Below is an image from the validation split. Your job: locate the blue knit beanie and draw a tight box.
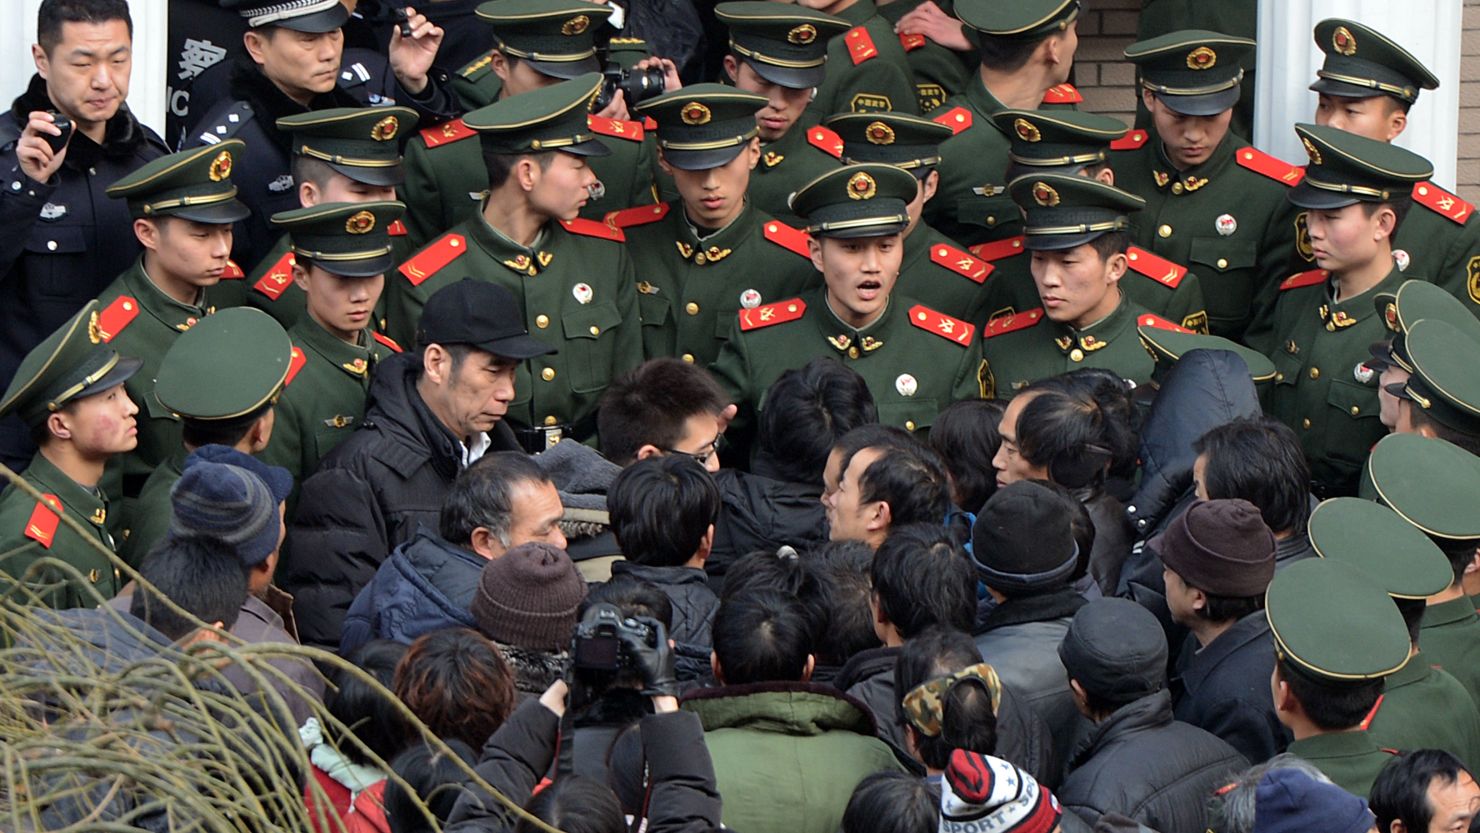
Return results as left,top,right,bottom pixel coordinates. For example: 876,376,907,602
168,446,291,567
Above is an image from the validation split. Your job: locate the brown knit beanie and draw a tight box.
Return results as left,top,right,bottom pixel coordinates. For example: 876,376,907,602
471,542,588,652
1154,498,1276,598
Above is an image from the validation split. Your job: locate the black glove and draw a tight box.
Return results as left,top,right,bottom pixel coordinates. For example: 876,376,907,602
619,616,678,699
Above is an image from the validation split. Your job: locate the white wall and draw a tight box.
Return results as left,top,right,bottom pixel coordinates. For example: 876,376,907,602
1256,0,1462,187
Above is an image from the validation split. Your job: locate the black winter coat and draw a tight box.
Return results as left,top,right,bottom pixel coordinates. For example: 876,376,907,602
1171,612,1290,765
707,468,827,586
609,560,719,681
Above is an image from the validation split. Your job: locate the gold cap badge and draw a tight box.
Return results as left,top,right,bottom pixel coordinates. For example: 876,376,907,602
345,210,376,234
562,14,590,35
208,150,233,182
681,102,712,126
847,171,877,200
1333,26,1357,56
865,121,895,145
1031,181,1060,207
1301,136,1322,166
787,24,817,45
1186,46,1217,70
371,115,399,141
1013,118,1041,143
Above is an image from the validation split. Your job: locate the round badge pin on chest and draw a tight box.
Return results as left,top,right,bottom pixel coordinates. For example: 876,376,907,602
1354,362,1375,384
1215,214,1237,236
739,288,762,309
1393,250,1410,272
895,373,918,397
573,283,594,304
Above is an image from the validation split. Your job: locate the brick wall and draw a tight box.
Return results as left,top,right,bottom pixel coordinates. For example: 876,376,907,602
1460,1,1480,201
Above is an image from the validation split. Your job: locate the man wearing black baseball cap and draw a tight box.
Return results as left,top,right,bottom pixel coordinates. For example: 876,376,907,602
280,278,553,650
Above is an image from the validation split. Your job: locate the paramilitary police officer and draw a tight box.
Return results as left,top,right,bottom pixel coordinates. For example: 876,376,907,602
873,0,972,113
713,3,848,226
122,307,292,567
805,0,919,119
1364,279,1480,431
399,0,662,246
1268,558,1411,798
0,301,142,608
710,163,983,437
1114,30,1301,338
390,75,641,450
1307,497,1480,771
94,141,253,516
922,0,1084,247
610,85,818,366
978,173,1188,398
240,106,417,329
1250,124,1431,498
261,201,407,484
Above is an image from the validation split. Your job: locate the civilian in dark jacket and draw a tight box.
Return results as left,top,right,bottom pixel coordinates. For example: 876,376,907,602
281,280,551,650
1058,599,1247,831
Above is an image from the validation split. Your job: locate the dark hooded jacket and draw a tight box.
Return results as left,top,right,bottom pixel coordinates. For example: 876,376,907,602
609,560,719,682
707,468,828,585
338,528,484,655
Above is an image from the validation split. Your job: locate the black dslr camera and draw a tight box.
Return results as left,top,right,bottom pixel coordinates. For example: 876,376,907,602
591,64,666,113
571,602,656,672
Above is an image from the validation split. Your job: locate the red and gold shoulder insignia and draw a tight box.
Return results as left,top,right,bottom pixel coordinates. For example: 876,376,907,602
642,116,658,131
284,346,307,386
587,115,645,142
984,308,1044,339
24,494,61,549
253,251,296,301
739,297,806,332
222,260,244,279
1041,83,1082,105
1125,246,1187,288
968,236,1026,262
398,234,467,287
606,202,671,229
387,219,408,237
762,220,813,258
808,125,844,158
1236,147,1305,187
1280,268,1329,291
844,26,879,65
560,217,626,242
909,304,975,345
95,296,139,343
1412,182,1474,225
1110,130,1148,151
929,243,994,284
932,106,972,135
899,32,926,51
372,331,403,353
1137,312,1192,333
419,118,477,149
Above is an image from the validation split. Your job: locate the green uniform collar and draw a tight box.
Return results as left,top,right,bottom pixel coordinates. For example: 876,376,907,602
963,75,1011,124
1423,595,1478,628
831,0,878,27
290,315,378,382
1151,132,1236,192
1288,728,1385,760
814,286,896,360
124,258,213,333
676,199,760,264
25,452,111,536
1056,293,1135,356
1321,266,1404,331
469,206,555,277
1381,652,1428,691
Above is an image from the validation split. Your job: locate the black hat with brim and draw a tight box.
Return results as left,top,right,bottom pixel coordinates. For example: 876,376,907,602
1287,123,1432,211
225,0,348,33
418,279,556,360
715,2,849,90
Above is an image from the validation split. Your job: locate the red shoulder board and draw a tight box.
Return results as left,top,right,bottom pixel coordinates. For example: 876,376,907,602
1137,313,1192,333
387,219,408,237
253,251,296,301
371,331,402,353
1412,182,1474,225
23,494,61,549
560,217,626,242
1041,83,1082,105
95,295,139,343
1236,147,1305,187
899,32,926,51
844,27,879,65
1280,269,1329,291
763,220,813,259
909,304,975,346
419,118,477,149
606,202,671,229
968,236,1026,262
399,234,468,287
284,346,307,387
983,308,1044,339
642,116,658,131
933,106,972,136
739,297,806,332
929,243,994,285
587,115,644,142
1110,130,1148,151
222,259,244,279
808,126,844,159
1125,246,1187,288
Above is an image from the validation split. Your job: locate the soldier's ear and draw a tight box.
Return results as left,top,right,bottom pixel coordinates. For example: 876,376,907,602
722,54,740,85
45,410,71,442
291,262,310,291
744,137,761,171
1105,250,1129,283
807,236,825,274
656,148,674,177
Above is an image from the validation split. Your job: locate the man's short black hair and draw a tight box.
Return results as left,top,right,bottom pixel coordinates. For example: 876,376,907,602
131,537,248,642
439,451,550,547
894,627,997,770
181,402,274,450
1434,537,1480,590
1194,418,1312,536
1015,379,1133,490
38,0,131,55
1406,405,1480,458
1085,230,1131,262
929,399,1005,514
1277,658,1385,732
973,30,1048,73
832,424,919,484
805,542,881,667
872,523,976,637
598,358,728,466
757,359,878,487
582,573,675,630
1359,197,1413,238
482,146,557,191
290,156,340,193
858,445,951,528
1194,591,1263,624
1371,749,1472,833
843,772,941,833
608,455,720,568
712,589,812,684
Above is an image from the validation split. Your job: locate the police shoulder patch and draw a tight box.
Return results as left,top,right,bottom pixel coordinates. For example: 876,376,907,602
284,346,307,387
419,118,477,148
398,234,467,286
762,220,813,258
1110,130,1148,151
968,236,1026,262
808,125,844,158
587,115,645,142
196,102,254,146
844,26,879,65
1041,83,1083,105
1235,147,1305,187
739,297,806,331
1411,182,1474,225
909,304,975,346
1136,312,1192,333
929,243,994,284
1124,246,1186,288
606,202,671,229
560,217,626,242
1280,268,1329,291
95,296,140,343
983,308,1044,339
222,260,244,279
458,51,495,80
372,331,403,353
253,251,296,301
932,106,972,136
24,494,61,549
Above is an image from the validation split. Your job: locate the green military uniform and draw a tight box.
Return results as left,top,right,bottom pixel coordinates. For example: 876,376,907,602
808,0,919,118
0,301,142,608
389,76,642,449
1133,0,1256,141
710,164,983,435
1253,124,1433,497
1268,558,1412,798
875,0,971,113
121,308,293,566
239,106,418,331
1115,32,1301,338
1307,498,1480,771
613,86,819,365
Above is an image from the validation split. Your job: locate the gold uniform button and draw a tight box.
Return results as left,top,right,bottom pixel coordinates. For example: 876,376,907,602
1350,405,1361,416
985,216,997,227
1157,224,1173,238
1275,372,1285,382
1069,348,1085,362
681,353,695,363
1302,418,1312,430
848,346,860,359
535,314,550,329
541,367,556,381
1216,258,1229,269
685,302,700,315
88,569,100,582
905,420,916,431
544,415,558,426
588,325,600,336
1309,367,1320,380
1171,182,1184,195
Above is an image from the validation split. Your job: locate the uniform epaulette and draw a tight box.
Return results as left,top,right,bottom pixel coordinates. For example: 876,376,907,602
222,260,244,279
739,297,805,331
762,220,812,258
1125,246,1187,289
909,304,975,345
95,296,139,343
1411,182,1474,225
642,116,658,131
983,308,1043,338
1041,83,1082,105
929,243,994,284
459,51,495,80
844,26,879,65
808,126,844,159
23,494,61,549
387,219,408,237
968,236,1026,262
560,217,626,242
399,234,467,286
932,106,972,136
419,118,477,149
337,60,375,90
606,202,670,229
1136,312,1192,333
1280,269,1329,291
284,346,307,386
372,331,403,353
1110,130,1148,151
197,101,254,146
1236,147,1305,187
899,32,926,51
588,115,645,142
253,251,296,301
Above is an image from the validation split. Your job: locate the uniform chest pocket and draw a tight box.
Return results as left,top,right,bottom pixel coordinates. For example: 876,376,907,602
24,225,89,300
955,192,1018,235
1188,237,1257,275
1272,350,1302,387
561,301,625,393
876,398,939,435
312,420,356,462
637,292,670,328
1326,378,1379,421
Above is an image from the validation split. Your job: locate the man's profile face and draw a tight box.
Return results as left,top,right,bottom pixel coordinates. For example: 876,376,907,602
1421,769,1480,833
35,19,133,128
825,446,884,543
505,479,568,553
